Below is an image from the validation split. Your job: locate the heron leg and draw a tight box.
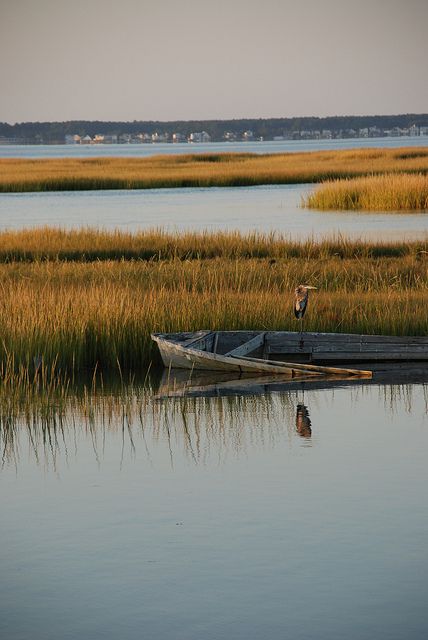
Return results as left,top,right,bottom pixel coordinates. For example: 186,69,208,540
299,317,304,349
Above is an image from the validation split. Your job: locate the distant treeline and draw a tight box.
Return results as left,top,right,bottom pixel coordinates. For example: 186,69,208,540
1,114,428,144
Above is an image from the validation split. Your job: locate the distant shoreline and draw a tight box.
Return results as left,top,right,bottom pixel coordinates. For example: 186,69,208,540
1,113,428,146
1,135,428,148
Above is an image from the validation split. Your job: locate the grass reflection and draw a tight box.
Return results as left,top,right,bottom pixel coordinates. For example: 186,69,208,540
1,373,427,472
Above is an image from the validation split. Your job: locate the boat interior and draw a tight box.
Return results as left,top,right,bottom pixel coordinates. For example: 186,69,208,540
157,330,428,365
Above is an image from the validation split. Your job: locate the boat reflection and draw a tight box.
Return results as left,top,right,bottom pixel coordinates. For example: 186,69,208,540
156,364,428,399
155,369,359,399
0,369,427,472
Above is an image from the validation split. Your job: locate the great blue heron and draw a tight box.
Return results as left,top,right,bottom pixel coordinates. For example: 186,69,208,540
294,285,317,319
294,285,317,341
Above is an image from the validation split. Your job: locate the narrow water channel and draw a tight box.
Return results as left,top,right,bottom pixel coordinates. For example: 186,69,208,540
1,184,427,240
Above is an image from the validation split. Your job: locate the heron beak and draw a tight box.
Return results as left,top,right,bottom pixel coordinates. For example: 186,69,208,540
305,286,318,290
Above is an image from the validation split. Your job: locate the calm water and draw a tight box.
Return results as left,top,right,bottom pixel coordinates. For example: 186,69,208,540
1,137,427,240
1,184,428,240
1,136,428,638
1,379,428,639
1,136,427,158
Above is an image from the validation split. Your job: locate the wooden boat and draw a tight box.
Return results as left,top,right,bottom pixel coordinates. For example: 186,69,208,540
152,330,428,379
152,330,385,378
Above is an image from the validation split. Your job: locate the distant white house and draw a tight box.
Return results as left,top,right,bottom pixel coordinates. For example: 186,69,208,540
189,131,211,143
136,133,151,143
65,134,81,144
151,132,169,143
92,134,118,144
369,126,382,138
223,131,236,141
172,133,186,143
80,135,93,144
385,127,406,137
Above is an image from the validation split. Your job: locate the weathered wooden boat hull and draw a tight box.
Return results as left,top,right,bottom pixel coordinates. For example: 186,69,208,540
153,331,428,363
152,333,301,376
151,330,426,378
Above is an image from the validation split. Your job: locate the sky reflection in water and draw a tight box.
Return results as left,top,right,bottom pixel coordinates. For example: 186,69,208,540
1,379,428,640
1,184,428,242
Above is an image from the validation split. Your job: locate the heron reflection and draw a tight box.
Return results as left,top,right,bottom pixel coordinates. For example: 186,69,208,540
296,403,312,439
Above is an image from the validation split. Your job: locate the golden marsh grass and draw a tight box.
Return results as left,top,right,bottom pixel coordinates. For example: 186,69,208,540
0,227,427,261
1,147,428,192
305,173,428,211
0,228,426,376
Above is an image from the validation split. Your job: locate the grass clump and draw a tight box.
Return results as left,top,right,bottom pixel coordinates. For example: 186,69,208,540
305,173,428,211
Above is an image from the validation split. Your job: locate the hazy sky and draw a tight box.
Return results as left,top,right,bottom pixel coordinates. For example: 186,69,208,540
1,0,427,123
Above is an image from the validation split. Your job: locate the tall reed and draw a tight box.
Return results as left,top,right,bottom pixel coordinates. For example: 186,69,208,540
0,255,426,375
